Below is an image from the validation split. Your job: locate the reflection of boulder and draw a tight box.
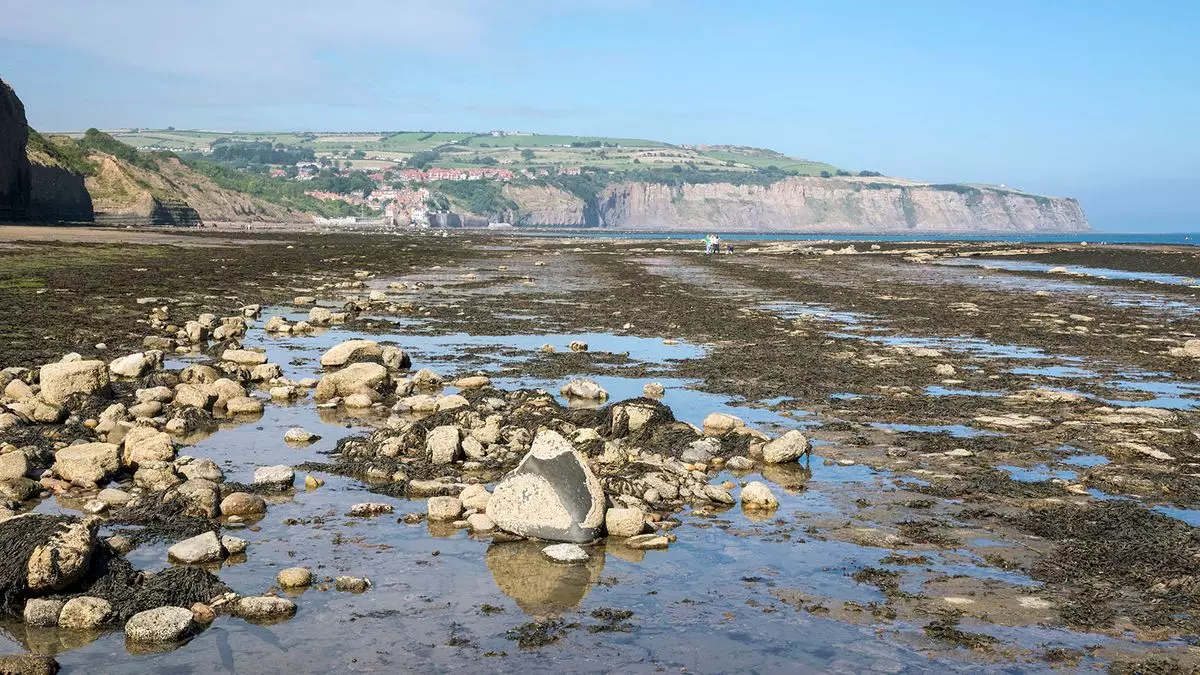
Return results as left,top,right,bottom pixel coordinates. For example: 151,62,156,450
760,462,812,493
485,541,604,617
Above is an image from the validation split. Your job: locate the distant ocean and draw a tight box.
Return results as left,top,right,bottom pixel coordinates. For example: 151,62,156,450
514,231,1198,246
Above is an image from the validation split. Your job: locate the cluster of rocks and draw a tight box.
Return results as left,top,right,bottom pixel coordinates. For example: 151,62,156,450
323,379,814,550
0,512,296,647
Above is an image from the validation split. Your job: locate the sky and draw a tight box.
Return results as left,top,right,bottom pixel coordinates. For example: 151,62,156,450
2,0,1197,230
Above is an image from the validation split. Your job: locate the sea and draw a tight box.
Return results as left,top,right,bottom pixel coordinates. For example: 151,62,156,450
514,230,1199,246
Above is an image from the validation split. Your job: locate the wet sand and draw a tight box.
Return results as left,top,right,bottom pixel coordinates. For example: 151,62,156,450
0,231,1198,673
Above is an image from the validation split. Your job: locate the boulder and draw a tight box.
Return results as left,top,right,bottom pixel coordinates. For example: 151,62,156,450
179,364,220,385
171,479,220,518
762,430,810,464
459,484,491,511
426,425,462,464
560,378,608,401
233,596,296,622
53,443,120,487
134,461,183,492
314,362,390,401
173,384,216,411
454,375,490,389
467,513,495,532
58,596,113,630
178,458,224,483
381,345,411,371
486,430,605,543
108,352,157,378
124,606,196,643
208,378,247,407
0,450,28,481
427,496,463,522
277,567,312,588
1168,339,1200,358
703,413,745,437
26,517,99,592
308,307,333,325
643,382,666,398
122,426,175,467
219,491,266,517
740,481,779,510
283,427,319,445
220,349,267,366
10,398,66,424
253,465,295,488
225,397,264,415
38,360,109,404
167,531,223,564
604,508,646,537
23,598,63,627
320,339,383,368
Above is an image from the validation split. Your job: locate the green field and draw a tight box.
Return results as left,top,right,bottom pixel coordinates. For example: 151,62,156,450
90,128,851,177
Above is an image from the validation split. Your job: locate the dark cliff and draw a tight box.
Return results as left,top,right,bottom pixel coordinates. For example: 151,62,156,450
0,78,32,222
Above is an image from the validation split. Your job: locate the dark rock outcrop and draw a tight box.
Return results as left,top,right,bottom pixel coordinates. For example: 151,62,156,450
0,78,32,222
28,163,93,223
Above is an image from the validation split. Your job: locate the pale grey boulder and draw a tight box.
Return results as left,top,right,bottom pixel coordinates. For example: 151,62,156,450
486,430,605,543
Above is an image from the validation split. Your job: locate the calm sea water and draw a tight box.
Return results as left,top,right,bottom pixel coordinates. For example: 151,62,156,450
514,230,1199,246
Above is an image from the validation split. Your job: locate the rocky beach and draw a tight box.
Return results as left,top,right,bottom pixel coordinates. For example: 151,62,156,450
0,228,1197,673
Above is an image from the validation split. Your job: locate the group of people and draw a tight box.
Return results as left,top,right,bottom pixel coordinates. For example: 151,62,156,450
703,234,734,255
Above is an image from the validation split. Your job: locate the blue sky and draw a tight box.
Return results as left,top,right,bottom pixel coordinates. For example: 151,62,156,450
2,0,1197,230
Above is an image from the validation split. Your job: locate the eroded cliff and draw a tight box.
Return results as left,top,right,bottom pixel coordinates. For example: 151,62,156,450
508,177,1089,232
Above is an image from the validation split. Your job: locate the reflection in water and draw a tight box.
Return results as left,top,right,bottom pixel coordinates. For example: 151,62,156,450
760,462,813,492
0,622,106,655
485,541,605,617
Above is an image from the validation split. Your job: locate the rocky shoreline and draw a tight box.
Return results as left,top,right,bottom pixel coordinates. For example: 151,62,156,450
0,230,1197,672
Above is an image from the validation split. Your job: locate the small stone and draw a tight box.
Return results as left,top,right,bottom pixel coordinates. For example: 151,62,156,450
349,502,394,517
221,535,248,555
726,456,754,471
335,576,371,593
642,382,666,398
277,567,312,589
283,428,319,445
542,543,589,563
625,534,670,550
191,603,215,624
304,475,324,489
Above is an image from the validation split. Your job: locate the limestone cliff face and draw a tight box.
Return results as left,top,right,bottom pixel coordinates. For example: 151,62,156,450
509,177,1089,232
0,78,32,222
503,185,588,226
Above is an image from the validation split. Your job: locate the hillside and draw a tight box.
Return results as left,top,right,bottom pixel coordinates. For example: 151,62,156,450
94,128,846,178
23,130,310,225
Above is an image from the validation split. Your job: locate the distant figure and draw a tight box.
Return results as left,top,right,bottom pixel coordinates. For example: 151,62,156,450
726,243,734,255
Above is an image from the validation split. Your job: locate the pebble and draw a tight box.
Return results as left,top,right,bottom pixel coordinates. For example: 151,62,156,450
349,502,394,517
625,534,670,550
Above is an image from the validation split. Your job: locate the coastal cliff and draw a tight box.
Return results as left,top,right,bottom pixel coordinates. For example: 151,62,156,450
0,78,32,222
505,177,1089,232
